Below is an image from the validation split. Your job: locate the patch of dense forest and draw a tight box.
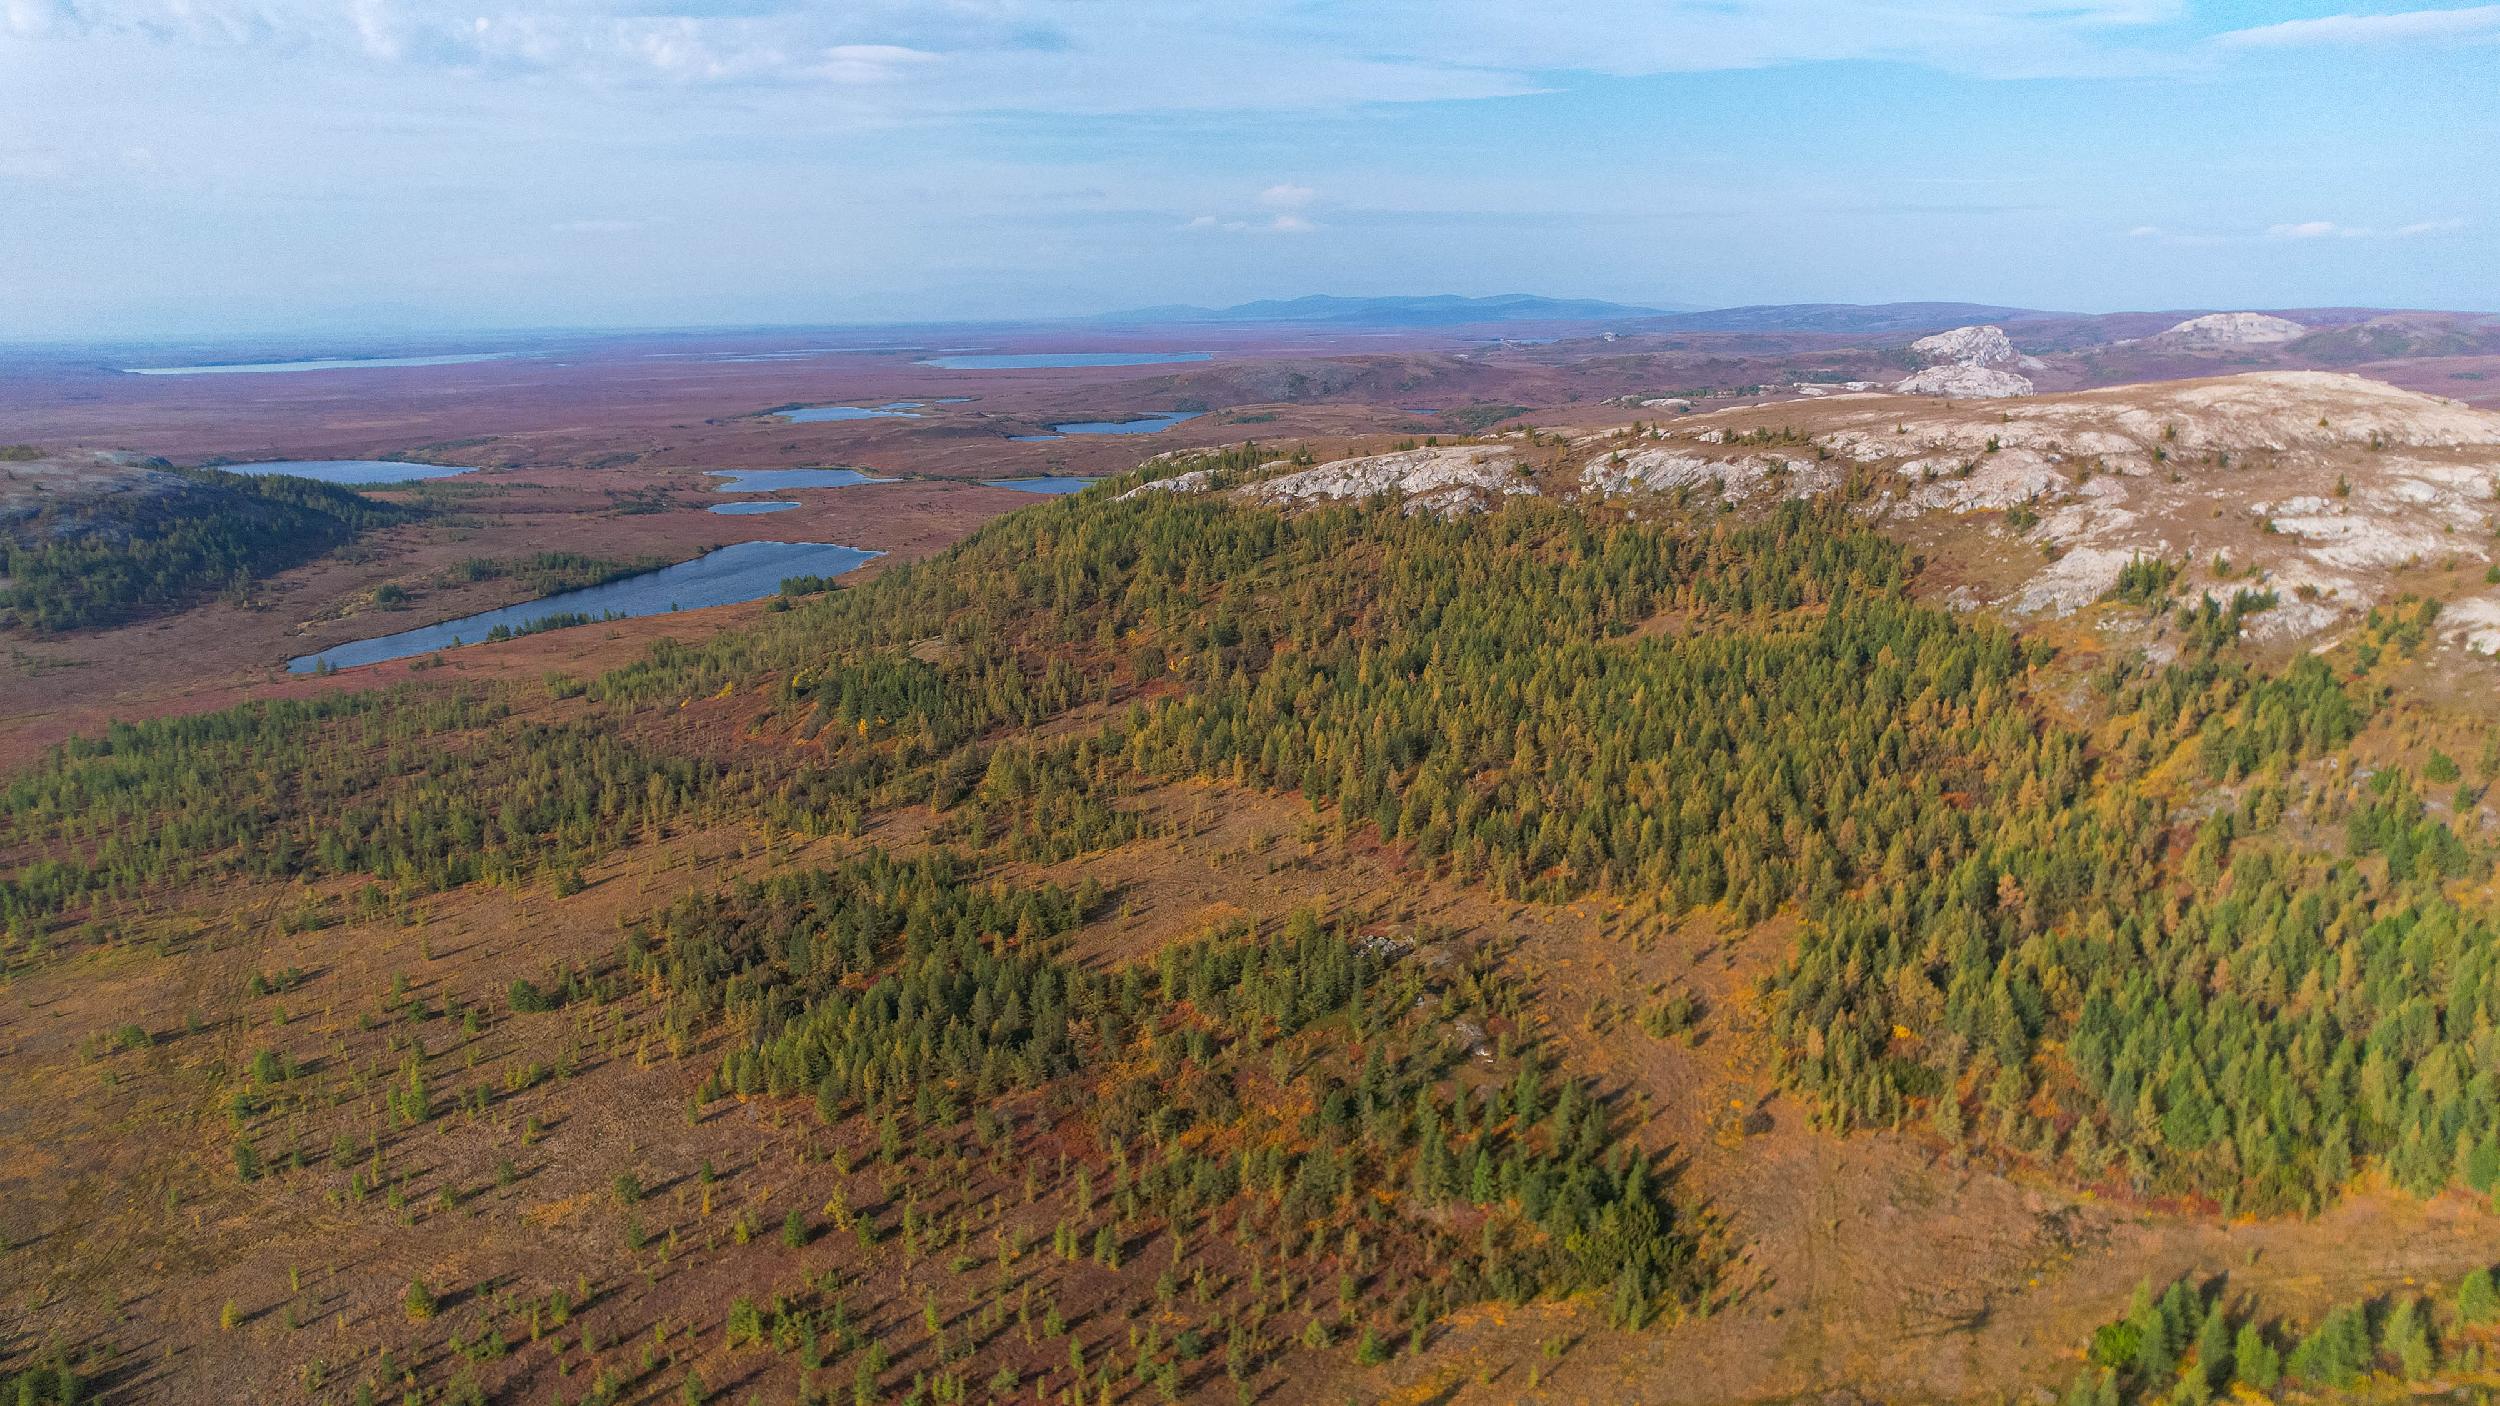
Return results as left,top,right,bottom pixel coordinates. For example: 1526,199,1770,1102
435,551,670,598
2056,1265,2500,1405
0,692,715,934
7,451,2497,1231
1,465,408,631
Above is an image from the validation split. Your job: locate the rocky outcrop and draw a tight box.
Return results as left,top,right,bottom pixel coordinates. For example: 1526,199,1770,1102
1911,325,2019,369
1896,325,2036,397
1115,468,1218,500
1600,372,2500,650
2443,597,2500,655
2007,545,2143,616
1236,445,1534,516
1580,448,1840,502
1118,372,2500,655
1896,364,2035,398
2153,312,2307,348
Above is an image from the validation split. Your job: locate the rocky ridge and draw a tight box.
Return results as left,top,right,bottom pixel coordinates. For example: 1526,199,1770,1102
1896,324,2036,398
1128,372,2500,656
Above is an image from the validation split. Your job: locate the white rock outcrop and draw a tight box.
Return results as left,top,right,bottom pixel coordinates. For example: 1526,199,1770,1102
1620,373,2498,645
1236,445,1533,516
1581,449,1840,502
1911,325,2019,369
1116,468,1218,500
2443,598,2500,655
2009,546,2144,616
1896,364,2036,399
1896,325,2037,397
2154,313,2308,348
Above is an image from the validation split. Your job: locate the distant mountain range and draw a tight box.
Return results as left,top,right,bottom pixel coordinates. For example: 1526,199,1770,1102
1100,294,1690,327
1089,294,2110,336
1639,302,2061,335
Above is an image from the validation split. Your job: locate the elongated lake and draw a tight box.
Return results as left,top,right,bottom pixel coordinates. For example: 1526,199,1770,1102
221,460,477,485
777,402,923,423
985,477,1101,494
707,469,893,492
1009,411,1201,442
919,353,1210,370
129,353,515,376
288,541,880,673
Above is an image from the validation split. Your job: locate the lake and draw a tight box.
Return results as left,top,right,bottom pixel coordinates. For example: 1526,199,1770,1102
1009,411,1201,442
129,353,516,376
708,501,800,515
985,477,1101,494
918,353,1211,370
778,402,923,422
288,541,881,673
707,468,893,492
220,460,478,484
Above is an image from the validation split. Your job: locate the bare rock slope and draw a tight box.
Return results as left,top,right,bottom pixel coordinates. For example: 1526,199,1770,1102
1136,373,2500,656
1897,324,2036,398
1125,444,1533,517
1896,364,2037,399
1570,372,2500,648
1911,325,2021,369
2154,312,2309,348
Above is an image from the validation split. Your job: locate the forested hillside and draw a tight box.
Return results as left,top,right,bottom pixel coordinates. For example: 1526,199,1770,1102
3,444,2496,1403
1,458,407,632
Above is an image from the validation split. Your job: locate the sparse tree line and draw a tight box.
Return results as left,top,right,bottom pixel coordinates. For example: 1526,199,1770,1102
638,858,1702,1358
2063,1266,2500,1405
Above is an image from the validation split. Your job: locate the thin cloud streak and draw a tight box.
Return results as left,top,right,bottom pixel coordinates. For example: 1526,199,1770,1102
2215,5,2500,48
11,0,2204,101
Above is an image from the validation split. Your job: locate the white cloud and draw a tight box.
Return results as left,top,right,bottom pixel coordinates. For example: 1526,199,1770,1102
2216,5,2500,47
1184,182,1327,233
814,43,938,84
2124,217,2468,246
3,0,2212,105
6,0,67,36
1180,216,1317,234
2268,218,2469,240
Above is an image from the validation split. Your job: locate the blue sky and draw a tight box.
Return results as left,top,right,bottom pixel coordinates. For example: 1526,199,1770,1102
1,0,2493,337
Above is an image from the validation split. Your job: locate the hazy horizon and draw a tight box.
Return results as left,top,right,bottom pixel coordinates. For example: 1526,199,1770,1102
5,1,2496,339
13,289,2500,355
